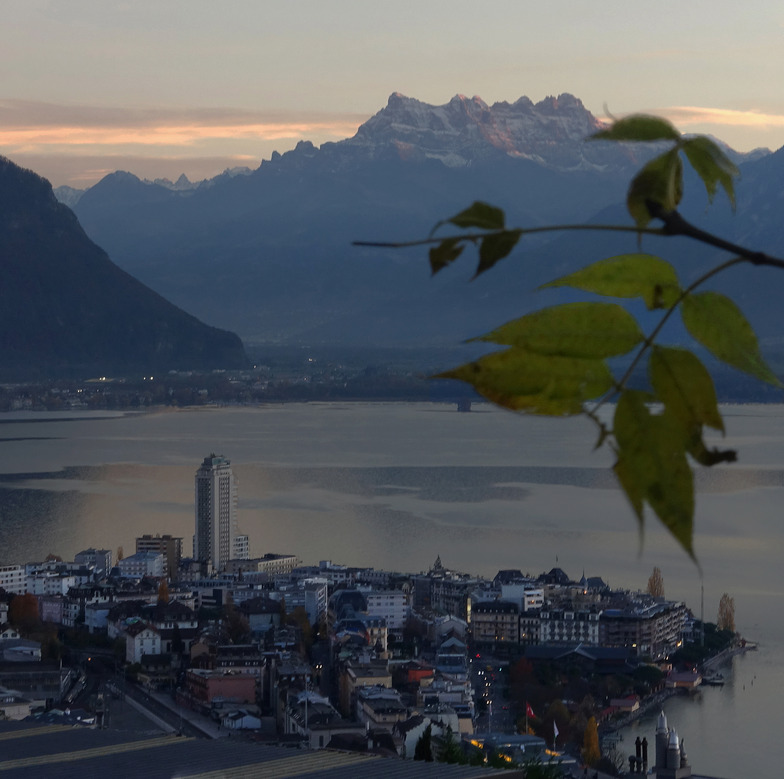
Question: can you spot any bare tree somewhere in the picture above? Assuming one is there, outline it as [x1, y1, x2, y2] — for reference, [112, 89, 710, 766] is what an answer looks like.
[717, 593, 735, 633]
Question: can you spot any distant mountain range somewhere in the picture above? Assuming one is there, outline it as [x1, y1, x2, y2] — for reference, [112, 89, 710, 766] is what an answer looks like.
[40, 92, 784, 380]
[0, 156, 248, 378]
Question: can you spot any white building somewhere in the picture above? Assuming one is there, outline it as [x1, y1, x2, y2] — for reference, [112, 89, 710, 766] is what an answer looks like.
[364, 590, 409, 632]
[539, 607, 602, 646]
[125, 622, 162, 663]
[233, 534, 249, 561]
[117, 551, 165, 579]
[25, 572, 76, 597]
[74, 549, 113, 578]
[501, 583, 544, 611]
[0, 565, 25, 594]
[193, 454, 239, 571]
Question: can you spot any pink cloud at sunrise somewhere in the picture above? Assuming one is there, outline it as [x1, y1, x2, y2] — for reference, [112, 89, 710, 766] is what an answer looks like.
[662, 105, 784, 130]
[0, 100, 369, 185]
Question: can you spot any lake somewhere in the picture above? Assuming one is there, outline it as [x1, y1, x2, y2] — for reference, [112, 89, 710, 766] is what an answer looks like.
[0, 402, 780, 777]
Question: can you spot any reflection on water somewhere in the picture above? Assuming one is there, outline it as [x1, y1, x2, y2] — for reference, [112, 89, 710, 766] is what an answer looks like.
[0, 404, 781, 777]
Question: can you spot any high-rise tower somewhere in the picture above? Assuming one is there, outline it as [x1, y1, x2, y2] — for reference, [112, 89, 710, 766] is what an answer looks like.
[194, 454, 238, 570]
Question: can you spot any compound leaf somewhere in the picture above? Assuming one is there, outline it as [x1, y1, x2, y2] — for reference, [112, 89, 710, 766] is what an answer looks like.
[429, 237, 465, 275]
[614, 390, 696, 559]
[476, 302, 644, 358]
[543, 253, 681, 310]
[591, 115, 681, 143]
[681, 136, 739, 208]
[438, 348, 614, 416]
[649, 346, 724, 433]
[681, 291, 782, 386]
[627, 149, 683, 228]
[476, 229, 522, 276]
[444, 201, 506, 231]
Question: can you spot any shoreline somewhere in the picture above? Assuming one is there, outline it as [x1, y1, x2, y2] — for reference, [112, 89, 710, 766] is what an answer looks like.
[602, 638, 757, 737]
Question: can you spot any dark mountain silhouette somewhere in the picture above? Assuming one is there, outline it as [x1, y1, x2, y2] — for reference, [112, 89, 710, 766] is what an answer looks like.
[0, 156, 248, 378]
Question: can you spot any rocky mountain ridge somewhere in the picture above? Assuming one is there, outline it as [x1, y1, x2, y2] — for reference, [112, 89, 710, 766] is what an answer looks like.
[57, 91, 784, 365]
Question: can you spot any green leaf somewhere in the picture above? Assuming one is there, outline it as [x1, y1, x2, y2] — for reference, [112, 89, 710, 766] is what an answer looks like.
[429, 237, 465, 275]
[475, 302, 644, 358]
[437, 348, 614, 416]
[681, 291, 782, 386]
[649, 346, 724, 433]
[627, 149, 683, 228]
[591, 115, 681, 143]
[681, 136, 739, 208]
[613, 390, 696, 559]
[446, 201, 506, 231]
[542, 253, 681, 310]
[476, 229, 522, 276]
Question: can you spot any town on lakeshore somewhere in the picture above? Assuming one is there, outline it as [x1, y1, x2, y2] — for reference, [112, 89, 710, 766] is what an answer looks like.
[0, 454, 747, 778]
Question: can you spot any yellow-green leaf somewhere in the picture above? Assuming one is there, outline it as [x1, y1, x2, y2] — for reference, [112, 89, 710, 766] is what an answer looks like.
[649, 346, 724, 433]
[437, 348, 614, 416]
[681, 136, 739, 208]
[429, 237, 465, 275]
[614, 391, 696, 559]
[627, 149, 683, 228]
[475, 302, 643, 358]
[591, 115, 681, 143]
[681, 291, 782, 387]
[476, 230, 522, 276]
[542, 254, 681, 310]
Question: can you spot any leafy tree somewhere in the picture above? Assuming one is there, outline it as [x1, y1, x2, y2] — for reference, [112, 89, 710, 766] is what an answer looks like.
[717, 592, 736, 632]
[647, 566, 665, 598]
[222, 604, 250, 644]
[9, 592, 40, 634]
[582, 716, 601, 767]
[364, 115, 784, 562]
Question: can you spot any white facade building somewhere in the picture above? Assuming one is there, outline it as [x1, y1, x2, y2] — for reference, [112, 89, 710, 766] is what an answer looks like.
[194, 454, 238, 571]
[500, 583, 544, 611]
[0, 566, 25, 594]
[117, 552, 165, 579]
[364, 590, 410, 631]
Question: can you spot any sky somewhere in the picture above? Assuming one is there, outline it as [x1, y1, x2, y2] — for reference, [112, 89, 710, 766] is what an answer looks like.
[3, 0, 784, 188]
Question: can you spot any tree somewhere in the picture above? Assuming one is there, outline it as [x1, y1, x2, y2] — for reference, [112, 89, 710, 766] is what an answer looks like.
[9, 592, 40, 634]
[437, 726, 466, 764]
[157, 579, 170, 605]
[223, 604, 250, 644]
[365, 114, 783, 563]
[414, 724, 434, 761]
[582, 716, 601, 767]
[717, 593, 735, 632]
[647, 566, 664, 598]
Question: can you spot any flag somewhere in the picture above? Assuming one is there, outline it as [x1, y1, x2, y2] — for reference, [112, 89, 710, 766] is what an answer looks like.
[553, 721, 559, 741]
[526, 702, 535, 719]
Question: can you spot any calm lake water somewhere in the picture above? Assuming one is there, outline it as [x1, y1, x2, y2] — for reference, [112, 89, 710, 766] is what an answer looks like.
[0, 402, 780, 777]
